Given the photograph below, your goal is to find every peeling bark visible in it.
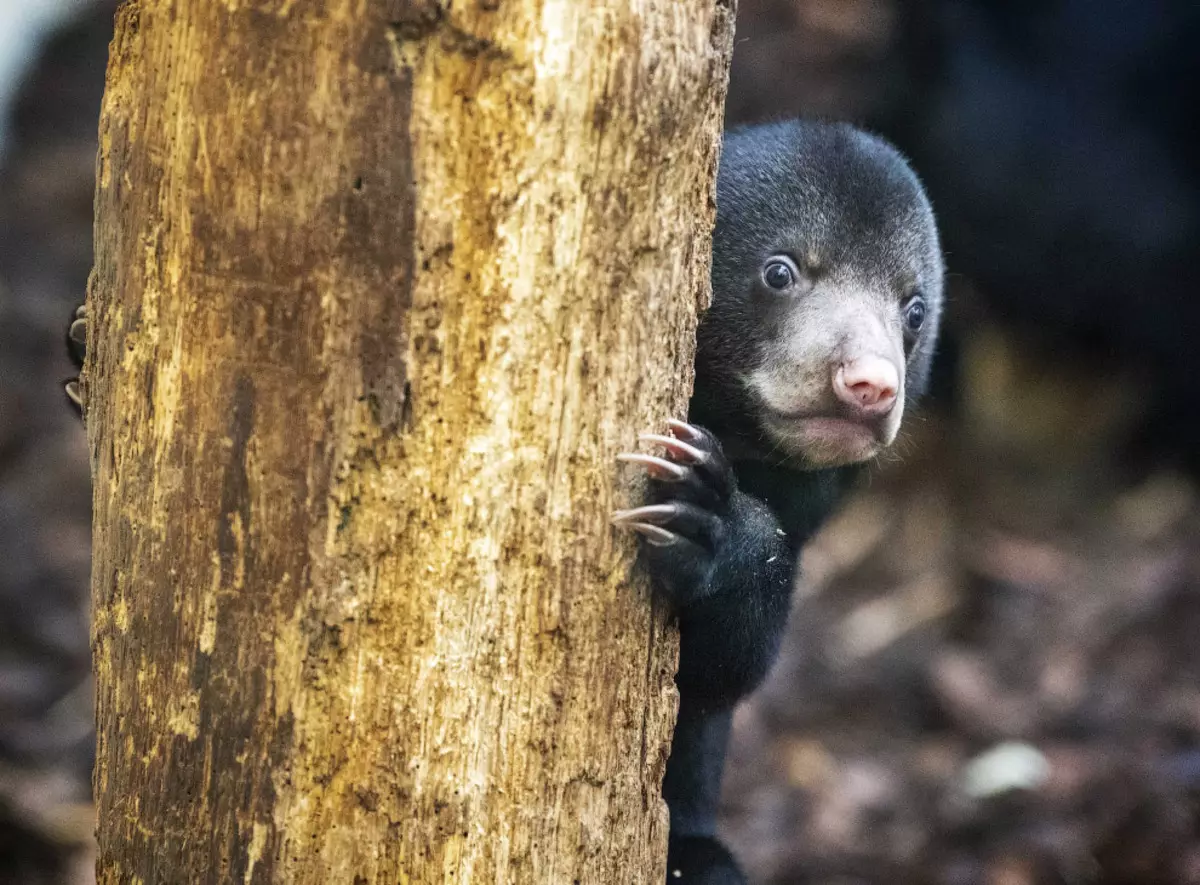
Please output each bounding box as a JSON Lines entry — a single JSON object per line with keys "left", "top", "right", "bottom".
{"left": 86, "top": 1, "right": 734, "bottom": 883}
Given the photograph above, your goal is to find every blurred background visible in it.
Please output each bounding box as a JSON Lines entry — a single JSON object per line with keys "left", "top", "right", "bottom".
{"left": 2, "top": 1, "right": 1199, "bottom": 882}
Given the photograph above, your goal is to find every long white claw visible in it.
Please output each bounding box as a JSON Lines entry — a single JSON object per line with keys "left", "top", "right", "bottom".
{"left": 64, "top": 380, "right": 82, "bottom": 407}
{"left": 666, "top": 419, "right": 704, "bottom": 442}
{"left": 616, "top": 452, "right": 687, "bottom": 480}
{"left": 612, "top": 504, "right": 677, "bottom": 526}
{"left": 627, "top": 523, "right": 679, "bottom": 547}
{"left": 638, "top": 433, "right": 708, "bottom": 464}
{"left": 69, "top": 318, "right": 87, "bottom": 346}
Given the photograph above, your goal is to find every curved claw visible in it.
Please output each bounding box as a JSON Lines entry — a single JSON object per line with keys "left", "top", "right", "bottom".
{"left": 616, "top": 452, "right": 687, "bottom": 480}
{"left": 612, "top": 503, "right": 678, "bottom": 526}
{"left": 69, "top": 318, "right": 87, "bottom": 348}
{"left": 64, "top": 379, "right": 83, "bottom": 408}
{"left": 666, "top": 419, "right": 704, "bottom": 443}
{"left": 638, "top": 433, "right": 708, "bottom": 465}
{"left": 622, "top": 523, "right": 679, "bottom": 547}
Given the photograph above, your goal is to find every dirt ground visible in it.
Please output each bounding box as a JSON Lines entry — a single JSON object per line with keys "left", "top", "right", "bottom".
{"left": 2, "top": 2, "right": 1199, "bottom": 884}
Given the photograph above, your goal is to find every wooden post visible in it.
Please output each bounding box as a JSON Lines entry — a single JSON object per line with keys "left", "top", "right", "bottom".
{"left": 86, "top": 1, "right": 734, "bottom": 882}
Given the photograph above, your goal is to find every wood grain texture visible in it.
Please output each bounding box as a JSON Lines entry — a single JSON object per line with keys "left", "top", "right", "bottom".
{"left": 85, "top": 1, "right": 734, "bottom": 882}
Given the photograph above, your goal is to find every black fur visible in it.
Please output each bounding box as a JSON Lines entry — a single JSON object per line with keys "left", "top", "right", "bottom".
{"left": 642, "top": 120, "right": 943, "bottom": 883}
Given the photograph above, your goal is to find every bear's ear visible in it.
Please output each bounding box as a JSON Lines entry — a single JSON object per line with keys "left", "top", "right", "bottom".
{"left": 665, "top": 835, "right": 747, "bottom": 885}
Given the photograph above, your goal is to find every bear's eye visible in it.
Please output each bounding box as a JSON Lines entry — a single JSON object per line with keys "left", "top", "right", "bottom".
{"left": 762, "top": 256, "right": 800, "bottom": 291}
{"left": 904, "top": 295, "right": 926, "bottom": 336}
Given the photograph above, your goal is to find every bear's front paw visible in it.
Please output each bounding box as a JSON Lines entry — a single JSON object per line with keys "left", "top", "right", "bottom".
{"left": 613, "top": 420, "right": 736, "bottom": 606}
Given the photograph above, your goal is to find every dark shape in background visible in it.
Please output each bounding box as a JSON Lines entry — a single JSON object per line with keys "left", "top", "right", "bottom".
{"left": 2, "top": 1, "right": 1199, "bottom": 883}
{"left": 897, "top": 0, "right": 1200, "bottom": 463}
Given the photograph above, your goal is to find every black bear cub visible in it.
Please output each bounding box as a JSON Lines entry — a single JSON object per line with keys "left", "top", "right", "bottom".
{"left": 613, "top": 120, "right": 943, "bottom": 884}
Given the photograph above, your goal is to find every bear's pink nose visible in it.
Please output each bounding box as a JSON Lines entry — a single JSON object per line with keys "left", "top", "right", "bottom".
{"left": 833, "top": 356, "right": 899, "bottom": 415}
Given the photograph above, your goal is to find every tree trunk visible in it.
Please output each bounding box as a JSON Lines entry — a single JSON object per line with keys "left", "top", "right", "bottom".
{"left": 85, "top": 2, "right": 734, "bottom": 882}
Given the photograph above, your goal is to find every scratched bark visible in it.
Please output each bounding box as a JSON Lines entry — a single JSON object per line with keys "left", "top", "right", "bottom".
{"left": 84, "top": 1, "right": 734, "bottom": 883}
